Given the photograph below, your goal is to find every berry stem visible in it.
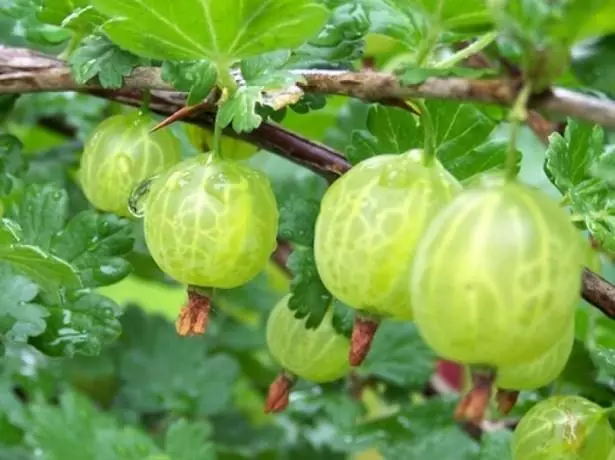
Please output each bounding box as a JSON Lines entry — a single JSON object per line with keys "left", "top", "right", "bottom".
{"left": 454, "top": 367, "right": 496, "bottom": 424}
{"left": 417, "top": 100, "right": 436, "bottom": 167}
{"left": 349, "top": 314, "right": 380, "bottom": 366}
{"left": 176, "top": 287, "right": 213, "bottom": 336}
{"left": 264, "top": 371, "right": 296, "bottom": 413}
{"left": 433, "top": 31, "right": 498, "bottom": 70}
{"left": 496, "top": 388, "right": 520, "bottom": 415}
{"left": 212, "top": 110, "right": 223, "bottom": 160}
{"left": 506, "top": 83, "right": 532, "bottom": 181}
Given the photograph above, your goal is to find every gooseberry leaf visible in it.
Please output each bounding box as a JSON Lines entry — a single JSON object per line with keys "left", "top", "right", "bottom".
{"left": 51, "top": 211, "right": 134, "bottom": 288}
{"left": 545, "top": 119, "right": 605, "bottom": 194}
{"left": 217, "top": 86, "right": 264, "bottom": 133}
{"left": 68, "top": 35, "right": 142, "bottom": 89}
{"left": 30, "top": 290, "right": 121, "bottom": 357}
{"left": 363, "top": 0, "right": 428, "bottom": 50}
{"left": 91, "top": 0, "right": 330, "bottom": 63}
{"left": 0, "top": 264, "right": 47, "bottom": 345}
{"left": 0, "top": 244, "right": 80, "bottom": 293}
{"left": 572, "top": 36, "right": 615, "bottom": 98}
{"left": 38, "top": 0, "right": 106, "bottom": 34}
{"left": 357, "top": 321, "right": 435, "bottom": 388}
{"left": 278, "top": 194, "right": 320, "bottom": 246}
{"left": 452, "top": 139, "right": 521, "bottom": 183}
{"left": 164, "top": 419, "right": 216, "bottom": 460}
{"left": 364, "top": 104, "right": 422, "bottom": 154}
{"left": 161, "top": 60, "right": 218, "bottom": 105}
{"left": 425, "top": 100, "right": 496, "bottom": 170}
{"left": 241, "top": 50, "right": 300, "bottom": 89}
{"left": 291, "top": 0, "right": 369, "bottom": 68}
{"left": 114, "top": 306, "right": 240, "bottom": 416}
{"left": 27, "top": 390, "right": 161, "bottom": 459}
{"left": 0, "top": 134, "right": 26, "bottom": 195}
{"left": 13, "top": 183, "right": 68, "bottom": 251}
{"left": 479, "top": 430, "right": 513, "bottom": 459}
{"left": 287, "top": 247, "right": 332, "bottom": 329}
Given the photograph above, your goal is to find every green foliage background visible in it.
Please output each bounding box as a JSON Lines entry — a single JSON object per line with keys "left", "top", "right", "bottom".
{"left": 2, "top": 0, "right": 615, "bottom": 459}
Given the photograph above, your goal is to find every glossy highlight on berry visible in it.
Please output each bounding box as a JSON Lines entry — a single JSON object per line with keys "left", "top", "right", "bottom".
{"left": 314, "top": 149, "right": 462, "bottom": 320}
{"left": 79, "top": 111, "right": 182, "bottom": 217}
{"left": 411, "top": 177, "right": 584, "bottom": 366}
{"left": 143, "top": 153, "right": 278, "bottom": 288}
{"left": 266, "top": 295, "right": 350, "bottom": 383}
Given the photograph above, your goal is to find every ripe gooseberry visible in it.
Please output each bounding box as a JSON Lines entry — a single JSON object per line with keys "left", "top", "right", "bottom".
{"left": 266, "top": 294, "right": 350, "bottom": 382}
{"left": 184, "top": 124, "right": 258, "bottom": 161}
{"left": 512, "top": 395, "right": 614, "bottom": 460}
{"left": 79, "top": 111, "right": 182, "bottom": 217}
{"left": 314, "top": 149, "right": 462, "bottom": 321}
{"left": 411, "top": 176, "right": 584, "bottom": 367}
{"left": 496, "top": 320, "right": 574, "bottom": 391}
{"left": 143, "top": 153, "right": 278, "bottom": 288}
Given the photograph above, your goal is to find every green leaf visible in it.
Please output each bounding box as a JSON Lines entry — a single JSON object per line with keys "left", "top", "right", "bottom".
{"left": 364, "top": 104, "right": 422, "bottom": 154}
{"left": 27, "top": 390, "right": 161, "bottom": 460}
{"left": 165, "top": 419, "right": 216, "bottom": 460}
{"left": 479, "top": 430, "right": 513, "bottom": 460}
{"left": 38, "top": 0, "right": 106, "bottom": 34}
{"left": 0, "top": 244, "right": 81, "bottom": 292}
{"left": 452, "top": 139, "right": 521, "bottom": 183}
{"left": 278, "top": 194, "right": 320, "bottom": 246}
{"left": 291, "top": 0, "right": 369, "bottom": 68}
{"left": 573, "top": 36, "right": 615, "bottom": 98}
{"left": 161, "top": 60, "right": 218, "bottom": 105}
{"left": 425, "top": 100, "right": 496, "bottom": 170}
{"left": 357, "top": 321, "right": 435, "bottom": 388}
{"left": 363, "top": 0, "right": 428, "bottom": 50}
{"left": 114, "top": 307, "right": 240, "bottom": 416}
{"left": 217, "top": 86, "right": 264, "bottom": 133}
{"left": 241, "top": 50, "right": 299, "bottom": 89}
{"left": 68, "top": 35, "right": 142, "bottom": 89}
{"left": 91, "top": 0, "right": 330, "bottom": 63}
{"left": 420, "top": 0, "right": 491, "bottom": 30}
{"left": 14, "top": 183, "right": 68, "bottom": 252}
{"left": 286, "top": 247, "right": 332, "bottom": 329}
{"left": 544, "top": 120, "right": 605, "bottom": 194}
{"left": 0, "top": 263, "right": 47, "bottom": 344}
{"left": 0, "top": 134, "right": 27, "bottom": 196}
{"left": 31, "top": 290, "right": 121, "bottom": 357}
{"left": 51, "top": 211, "right": 134, "bottom": 288}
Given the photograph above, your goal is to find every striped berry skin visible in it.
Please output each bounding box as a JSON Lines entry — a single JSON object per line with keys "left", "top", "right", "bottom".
{"left": 314, "top": 150, "right": 462, "bottom": 321}
{"left": 79, "top": 111, "right": 182, "bottom": 217}
{"left": 143, "top": 154, "right": 278, "bottom": 288}
{"left": 411, "top": 178, "right": 584, "bottom": 367}
{"left": 512, "top": 396, "right": 613, "bottom": 460}
{"left": 496, "top": 320, "right": 574, "bottom": 391}
{"left": 266, "top": 295, "right": 350, "bottom": 383}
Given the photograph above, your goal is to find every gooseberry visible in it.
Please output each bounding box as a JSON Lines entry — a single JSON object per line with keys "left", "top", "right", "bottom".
{"left": 497, "top": 320, "right": 574, "bottom": 391}
{"left": 314, "top": 149, "right": 462, "bottom": 320}
{"left": 143, "top": 154, "right": 278, "bottom": 288}
{"left": 512, "top": 395, "right": 613, "bottom": 460}
{"left": 79, "top": 111, "right": 182, "bottom": 217}
{"left": 411, "top": 176, "right": 584, "bottom": 366}
{"left": 184, "top": 124, "right": 258, "bottom": 161}
{"left": 266, "top": 294, "right": 350, "bottom": 382}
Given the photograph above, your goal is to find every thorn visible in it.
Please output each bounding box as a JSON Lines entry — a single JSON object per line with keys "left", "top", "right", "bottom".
{"left": 176, "top": 289, "right": 211, "bottom": 336}
{"left": 496, "top": 388, "right": 520, "bottom": 415}
{"left": 264, "top": 372, "right": 295, "bottom": 413}
{"left": 150, "top": 103, "right": 206, "bottom": 133}
{"left": 454, "top": 368, "right": 496, "bottom": 424}
{"left": 349, "top": 315, "right": 379, "bottom": 366}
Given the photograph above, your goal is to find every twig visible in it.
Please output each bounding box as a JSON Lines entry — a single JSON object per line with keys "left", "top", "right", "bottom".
{"left": 3, "top": 45, "right": 615, "bottom": 129}
{"left": 3, "top": 45, "right": 615, "bottom": 321}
